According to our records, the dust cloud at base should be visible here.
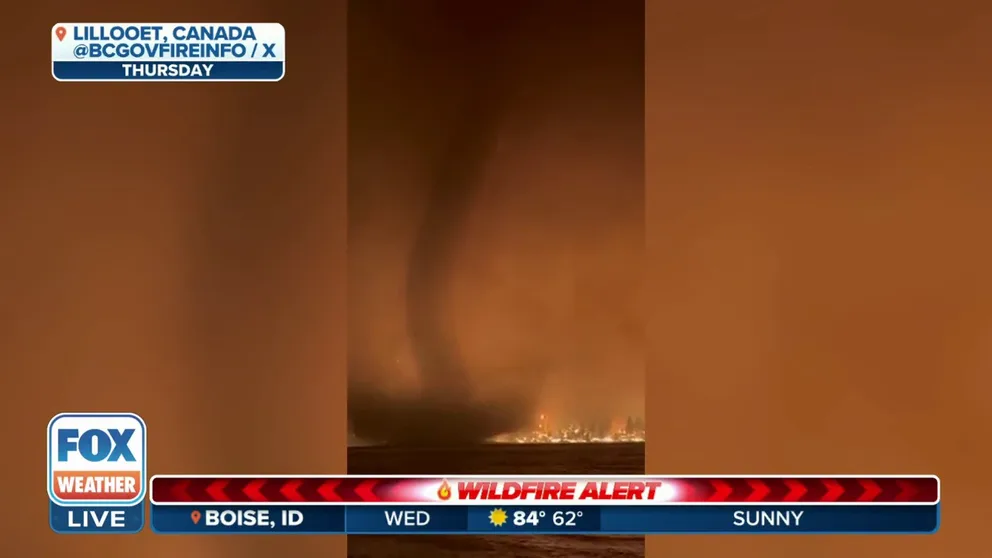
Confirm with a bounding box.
[347,1,645,445]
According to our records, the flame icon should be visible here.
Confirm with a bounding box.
[438,480,451,500]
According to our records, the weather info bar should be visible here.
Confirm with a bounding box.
[150,475,940,535]
[51,23,285,82]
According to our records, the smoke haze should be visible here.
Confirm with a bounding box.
[347,1,645,444]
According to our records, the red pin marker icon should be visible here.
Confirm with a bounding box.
[55,26,66,41]
[190,510,202,524]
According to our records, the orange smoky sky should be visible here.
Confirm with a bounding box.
[347,0,645,427]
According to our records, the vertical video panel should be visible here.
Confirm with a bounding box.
[348,1,644,556]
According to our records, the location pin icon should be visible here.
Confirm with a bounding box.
[55,26,66,42]
[190,510,201,524]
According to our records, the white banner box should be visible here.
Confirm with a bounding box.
[52,23,285,82]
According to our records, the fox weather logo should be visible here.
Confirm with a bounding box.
[47,413,147,534]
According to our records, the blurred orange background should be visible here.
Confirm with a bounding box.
[647,2,991,557]
[1,2,347,558]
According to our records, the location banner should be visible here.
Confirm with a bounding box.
[51,23,285,82]
[150,504,940,534]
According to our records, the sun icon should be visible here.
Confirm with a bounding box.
[489,508,508,527]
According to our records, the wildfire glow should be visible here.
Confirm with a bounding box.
[489,414,645,444]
